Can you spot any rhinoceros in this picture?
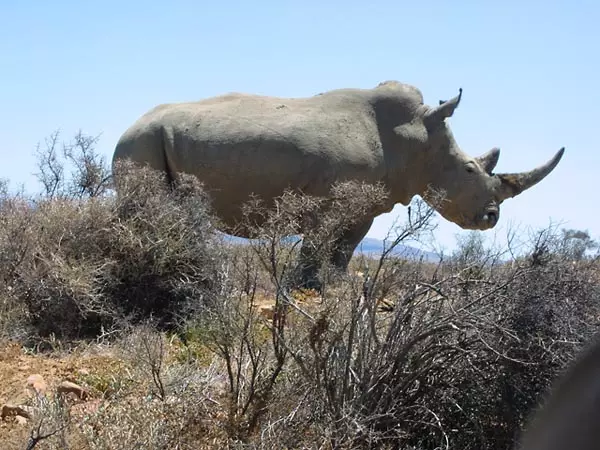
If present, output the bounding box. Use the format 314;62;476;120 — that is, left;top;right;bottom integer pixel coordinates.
112;80;564;287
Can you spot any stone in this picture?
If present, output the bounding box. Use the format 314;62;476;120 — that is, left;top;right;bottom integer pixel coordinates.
1;404;32;420
57;381;88;400
15;415;27;425
26;374;47;395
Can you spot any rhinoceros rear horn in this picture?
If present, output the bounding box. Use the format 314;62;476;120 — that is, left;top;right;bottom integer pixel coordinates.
497;148;565;200
424;88;463;129
476;147;501;174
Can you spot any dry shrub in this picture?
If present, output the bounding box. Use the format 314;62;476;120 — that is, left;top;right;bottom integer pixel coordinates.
195;189;600;450
193;240;296;442
103;161;223;328
0;159;222;341
450;247;600;449
239;180;390;290
34;130;111;200
188;181;392;443
0;183;32;340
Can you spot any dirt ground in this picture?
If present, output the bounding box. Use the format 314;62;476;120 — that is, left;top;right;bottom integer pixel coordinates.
0;341;125;449
0;289;334;449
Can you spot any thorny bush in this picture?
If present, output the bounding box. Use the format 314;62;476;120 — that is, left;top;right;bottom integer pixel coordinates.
195;191;600;449
0;155;222;341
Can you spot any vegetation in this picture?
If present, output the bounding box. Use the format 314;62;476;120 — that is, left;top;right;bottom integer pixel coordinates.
0;131;598;449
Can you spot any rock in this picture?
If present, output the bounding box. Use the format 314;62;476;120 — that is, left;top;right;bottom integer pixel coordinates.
57;381;88;400
26;374;47;395
1;404;32;420
15;415;27;426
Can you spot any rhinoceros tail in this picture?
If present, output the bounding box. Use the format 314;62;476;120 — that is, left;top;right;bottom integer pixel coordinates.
112;121;176;190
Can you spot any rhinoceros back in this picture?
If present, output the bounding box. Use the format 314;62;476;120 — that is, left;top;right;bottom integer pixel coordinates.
113;92;384;226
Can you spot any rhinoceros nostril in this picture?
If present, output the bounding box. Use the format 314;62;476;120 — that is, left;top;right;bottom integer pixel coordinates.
486;211;497;224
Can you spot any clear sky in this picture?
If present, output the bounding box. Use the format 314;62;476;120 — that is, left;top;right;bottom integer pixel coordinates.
1;1;598;253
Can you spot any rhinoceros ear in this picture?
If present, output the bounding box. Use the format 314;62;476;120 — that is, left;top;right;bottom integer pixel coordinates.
424;88;462;129
496;148;565;200
476;147;501;174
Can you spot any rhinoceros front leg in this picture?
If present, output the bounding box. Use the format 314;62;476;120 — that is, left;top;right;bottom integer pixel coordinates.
330;218;374;272
294;218;374;291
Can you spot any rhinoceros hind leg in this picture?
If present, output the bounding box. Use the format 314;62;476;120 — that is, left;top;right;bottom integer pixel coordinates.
291;238;323;291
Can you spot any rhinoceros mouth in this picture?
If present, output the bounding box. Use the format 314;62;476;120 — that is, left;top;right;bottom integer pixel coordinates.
479;207;499;228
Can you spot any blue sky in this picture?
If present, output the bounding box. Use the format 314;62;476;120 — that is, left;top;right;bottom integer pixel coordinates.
1;1;598;253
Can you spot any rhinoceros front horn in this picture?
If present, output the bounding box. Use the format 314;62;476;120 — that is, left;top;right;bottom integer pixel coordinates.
496;148;565;200
424;88;463;129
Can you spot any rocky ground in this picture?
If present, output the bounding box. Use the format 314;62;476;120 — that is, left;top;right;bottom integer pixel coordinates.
0;290;322;449
0;341;123;448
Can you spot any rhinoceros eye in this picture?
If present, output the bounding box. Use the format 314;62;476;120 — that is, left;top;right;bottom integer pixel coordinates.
465;163;476;173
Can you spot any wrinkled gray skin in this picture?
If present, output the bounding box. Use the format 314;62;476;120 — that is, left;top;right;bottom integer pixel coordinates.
518;332;600;450
112;81;564;288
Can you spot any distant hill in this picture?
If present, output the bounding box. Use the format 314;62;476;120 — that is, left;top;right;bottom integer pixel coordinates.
219;234;441;263
354;237;441;262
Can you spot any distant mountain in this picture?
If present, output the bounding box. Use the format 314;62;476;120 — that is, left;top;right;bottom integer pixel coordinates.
354;237;441;262
219;234;441;263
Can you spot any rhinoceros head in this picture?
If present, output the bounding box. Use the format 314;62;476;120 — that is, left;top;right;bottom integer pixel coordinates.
409;88;564;230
